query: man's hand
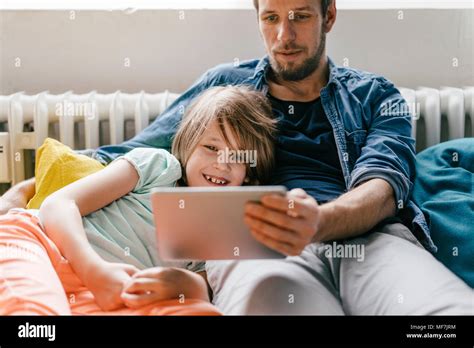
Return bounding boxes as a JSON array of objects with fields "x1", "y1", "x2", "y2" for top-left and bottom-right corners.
[
  {"x1": 121, "y1": 267, "x2": 210, "y2": 309},
  {"x1": 244, "y1": 188, "x2": 322, "y2": 256},
  {"x1": 85, "y1": 261, "x2": 139, "y2": 311},
  {"x1": 0, "y1": 178, "x2": 36, "y2": 215},
  {"x1": 244, "y1": 179, "x2": 397, "y2": 256}
]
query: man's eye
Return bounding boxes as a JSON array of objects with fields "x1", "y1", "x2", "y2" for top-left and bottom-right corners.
[
  {"x1": 204, "y1": 145, "x2": 218, "y2": 152},
  {"x1": 295, "y1": 14, "x2": 310, "y2": 20},
  {"x1": 265, "y1": 15, "x2": 278, "y2": 23}
]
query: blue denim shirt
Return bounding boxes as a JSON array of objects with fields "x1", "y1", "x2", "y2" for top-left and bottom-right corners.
[{"x1": 94, "y1": 56, "x2": 437, "y2": 253}]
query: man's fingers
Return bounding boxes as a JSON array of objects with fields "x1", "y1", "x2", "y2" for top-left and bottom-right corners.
[
  {"x1": 244, "y1": 216, "x2": 301, "y2": 247},
  {"x1": 257, "y1": 193, "x2": 314, "y2": 218},
  {"x1": 244, "y1": 203, "x2": 311, "y2": 234},
  {"x1": 250, "y1": 229, "x2": 299, "y2": 256}
]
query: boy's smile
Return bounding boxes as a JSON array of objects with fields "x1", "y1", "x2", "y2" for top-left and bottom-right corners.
[{"x1": 185, "y1": 120, "x2": 247, "y2": 187}]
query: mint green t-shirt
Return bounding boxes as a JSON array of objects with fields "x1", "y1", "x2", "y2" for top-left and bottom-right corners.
[
  {"x1": 73, "y1": 148, "x2": 202, "y2": 272},
  {"x1": 81, "y1": 147, "x2": 187, "y2": 270}
]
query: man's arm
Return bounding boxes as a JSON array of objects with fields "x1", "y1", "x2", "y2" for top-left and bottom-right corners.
[
  {"x1": 0, "y1": 178, "x2": 35, "y2": 215},
  {"x1": 245, "y1": 79, "x2": 414, "y2": 255},
  {"x1": 316, "y1": 178, "x2": 396, "y2": 241},
  {"x1": 244, "y1": 179, "x2": 396, "y2": 256}
]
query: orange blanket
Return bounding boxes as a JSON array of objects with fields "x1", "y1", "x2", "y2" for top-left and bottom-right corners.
[{"x1": 0, "y1": 211, "x2": 220, "y2": 316}]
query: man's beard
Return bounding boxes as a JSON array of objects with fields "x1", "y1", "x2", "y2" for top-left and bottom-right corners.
[{"x1": 269, "y1": 31, "x2": 326, "y2": 82}]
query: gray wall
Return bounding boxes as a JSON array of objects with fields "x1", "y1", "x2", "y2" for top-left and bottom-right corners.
[{"x1": 0, "y1": 9, "x2": 473, "y2": 94}]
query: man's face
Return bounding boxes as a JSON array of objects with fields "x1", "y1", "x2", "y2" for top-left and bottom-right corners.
[{"x1": 257, "y1": 0, "x2": 327, "y2": 81}]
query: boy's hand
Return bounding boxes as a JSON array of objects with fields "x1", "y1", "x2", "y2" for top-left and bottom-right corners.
[
  {"x1": 0, "y1": 178, "x2": 36, "y2": 215},
  {"x1": 85, "y1": 262, "x2": 139, "y2": 311},
  {"x1": 121, "y1": 267, "x2": 209, "y2": 309}
]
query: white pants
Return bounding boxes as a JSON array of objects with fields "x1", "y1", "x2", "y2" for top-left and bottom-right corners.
[{"x1": 206, "y1": 222, "x2": 474, "y2": 315}]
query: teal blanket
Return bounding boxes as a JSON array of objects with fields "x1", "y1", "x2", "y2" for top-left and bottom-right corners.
[{"x1": 412, "y1": 138, "x2": 473, "y2": 287}]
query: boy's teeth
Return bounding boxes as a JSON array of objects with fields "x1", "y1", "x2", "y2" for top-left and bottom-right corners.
[{"x1": 205, "y1": 175, "x2": 226, "y2": 185}]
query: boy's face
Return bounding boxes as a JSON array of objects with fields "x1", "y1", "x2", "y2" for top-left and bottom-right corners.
[{"x1": 185, "y1": 120, "x2": 247, "y2": 187}]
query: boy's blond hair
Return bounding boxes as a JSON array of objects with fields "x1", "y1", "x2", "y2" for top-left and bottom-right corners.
[{"x1": 172, "y1": 85, "x2": 277, "y2": 185}]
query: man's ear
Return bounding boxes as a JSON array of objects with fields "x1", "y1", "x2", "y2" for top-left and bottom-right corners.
[{"x1": 324, "y1": 1, "x2": 337, "y2": 33}]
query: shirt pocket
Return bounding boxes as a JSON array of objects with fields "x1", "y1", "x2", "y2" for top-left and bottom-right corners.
[{"x1": 344, "y1": 129, "x2": 368, "y2": 166}]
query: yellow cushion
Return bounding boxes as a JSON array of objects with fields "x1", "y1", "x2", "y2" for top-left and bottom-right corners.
[{"x1": 27, "y1": 138, "x2": 105, "y2": 209}]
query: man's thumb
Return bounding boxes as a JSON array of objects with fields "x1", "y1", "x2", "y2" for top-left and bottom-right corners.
[{"x1": 289, "y1": 188, "x2": 308, "y2": 198}]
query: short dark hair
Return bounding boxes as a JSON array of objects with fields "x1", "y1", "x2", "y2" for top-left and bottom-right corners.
[{"x1": 252, "y1": 0, "x2": 332, "y2": 17}]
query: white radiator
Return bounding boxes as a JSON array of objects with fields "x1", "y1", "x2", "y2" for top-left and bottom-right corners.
[
  {"x1": 0, "y1": 87, "x2": 473, "y2": 186},
  {"x1": 399, "y1": 87, "x2": 473, "y2": 149},
  {"x1": 0, "y1": 91, "x2": 180, "y2": 184}
]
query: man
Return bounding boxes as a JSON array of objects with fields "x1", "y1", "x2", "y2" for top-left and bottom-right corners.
[{"x1": 1, "y1": 0, "x2": 472, "y2": 314}]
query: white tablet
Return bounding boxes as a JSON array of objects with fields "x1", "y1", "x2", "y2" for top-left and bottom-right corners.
[{"x1": 151, "y1": 186, "x2": 288, "y2": 260}]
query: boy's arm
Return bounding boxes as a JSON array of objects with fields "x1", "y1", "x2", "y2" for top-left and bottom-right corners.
[
  {"x1": 39, "y1": 159, "x2": 139, "y2": 283},
  {"x1": 1, "y1": 67, "x2": 216, "y2": 214}
]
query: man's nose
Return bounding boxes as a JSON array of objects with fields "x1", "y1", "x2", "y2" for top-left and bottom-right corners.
[{"x1": 277, "y1": 16, "x2": 296, "y2": 44}]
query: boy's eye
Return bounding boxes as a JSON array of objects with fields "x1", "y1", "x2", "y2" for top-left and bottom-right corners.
[{"x1": 204, "y1": 145, "x2": 218, "y2": 152}]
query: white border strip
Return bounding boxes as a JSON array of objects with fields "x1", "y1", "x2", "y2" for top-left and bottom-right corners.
[
  {"x1": 339, "y1": 0, "x2": 473, "y2": 9},
  {"x1": 0, "y1": 0, "x2": 473, "y2": 10}
]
